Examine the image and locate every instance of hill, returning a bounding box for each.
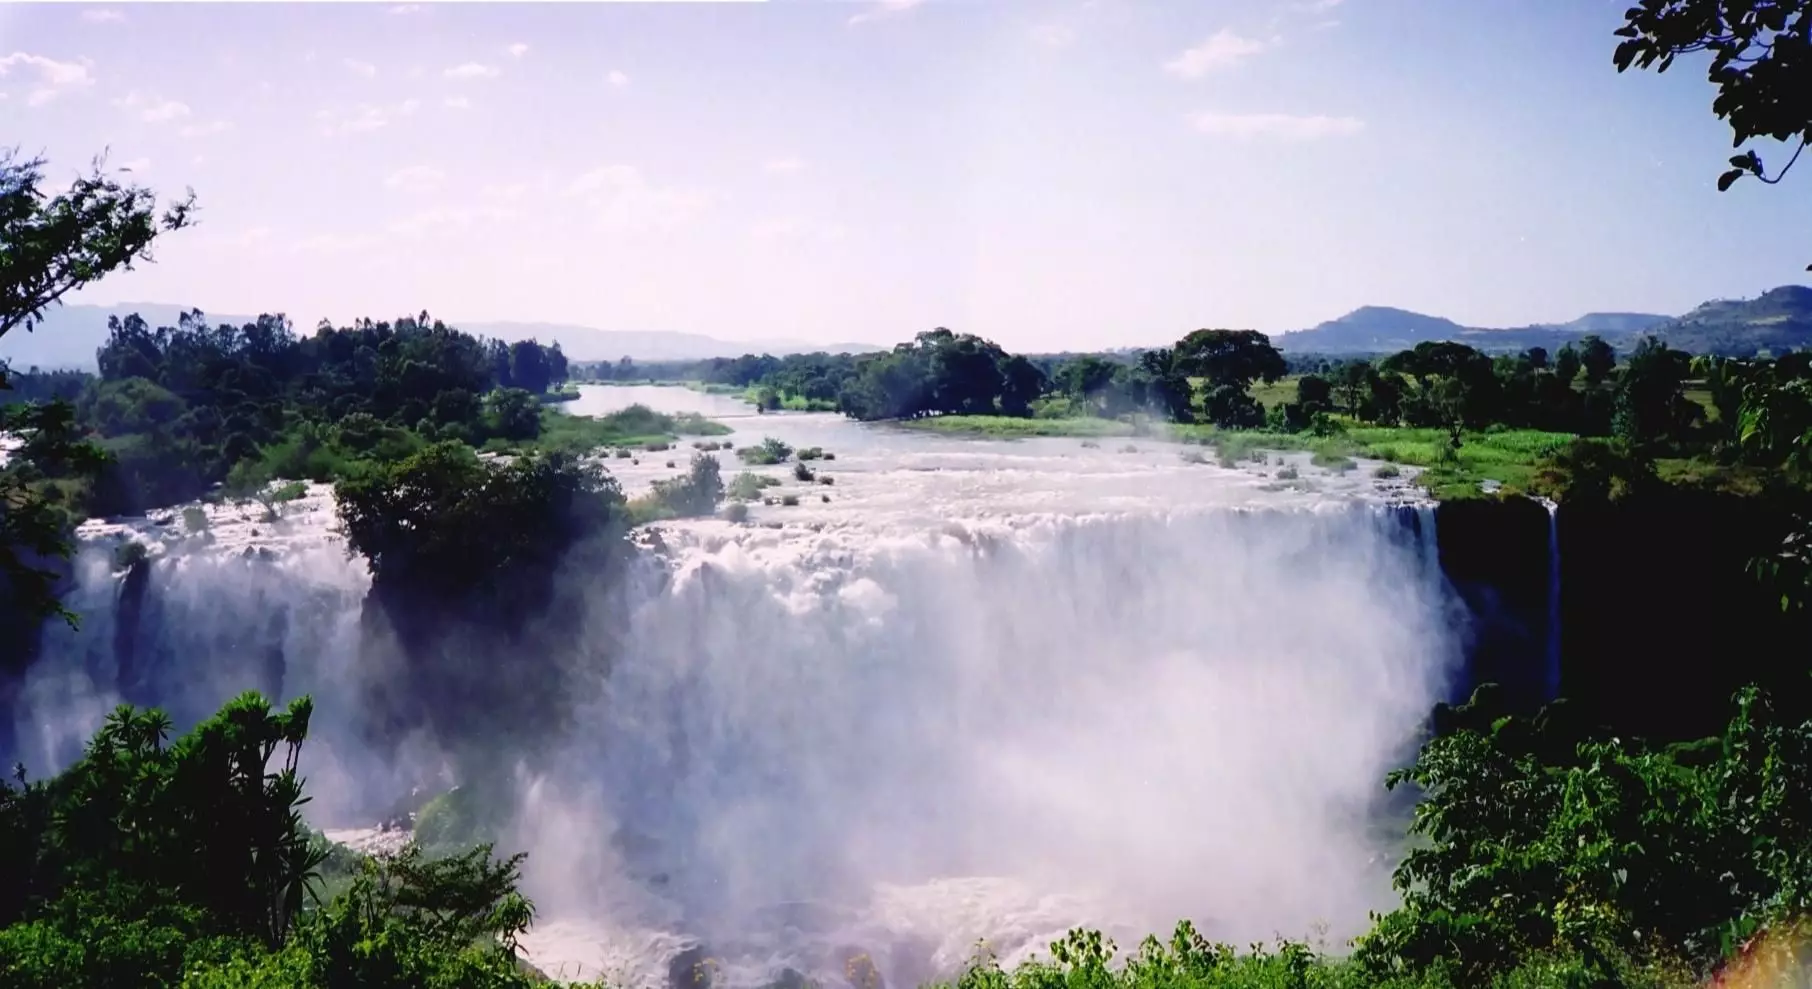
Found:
[1643,285,1812,356]
[0,304,883,371]
[1278,305,1674,355]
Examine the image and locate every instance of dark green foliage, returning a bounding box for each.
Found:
[836,328,1051,421]
[1614,338,1702,448]
[0,695,557,989]
[8,307,587,518]
[1613,0,1812,270]
[1356,686,1812,984]
[336,442,623,601]
[644,454,726,519]
[1,150,191,663]
[736,436,794,465]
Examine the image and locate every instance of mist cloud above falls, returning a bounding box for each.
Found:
[516,506,1463,985]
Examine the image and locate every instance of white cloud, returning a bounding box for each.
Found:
[482,181,533,202]
[179,119,232,137]
[384,164,446,195]
[0,52,95,106]
[116,157,150,173]
[607,69,630,88]
[443,96,472,110]
[1302,0,1343,10]
[1189,111,1364,140]
[848,0,923,27]
[1164,29,1269,78]
[1031,24,1076,49]
[565,165,713,234]
[293,232,380,255]
[344,58,378,78]
[764,157,806,175]
[113,90,191,123]
[81,9,125,23]
[317,98,419,136]
[752,217,847,243]
[444,62,500,80]
[389,4,422,13]
[387,205,519,238]
[506,42,529,58]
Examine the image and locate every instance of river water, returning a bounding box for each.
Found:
[12,385,1465,989]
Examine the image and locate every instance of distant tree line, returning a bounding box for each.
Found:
[4,311,571,516]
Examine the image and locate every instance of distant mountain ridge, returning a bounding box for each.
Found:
[0,303,884,371]
[1277,286,1812,357]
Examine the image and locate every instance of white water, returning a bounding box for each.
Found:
[1543,500,1563,701]
[11,385,1466,989]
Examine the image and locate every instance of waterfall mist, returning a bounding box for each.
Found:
[512,505,1463,986]
[7,472,1465,989]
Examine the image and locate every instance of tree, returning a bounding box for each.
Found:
[1579,335,1617,387]
[1,151,192,639]
[1614,0,1812,267]
[1295,373,1334,416]
[1554,342,1583,386]
[1171,329,1287,390]
[1614,336,1702,447]
[0,150,195,339]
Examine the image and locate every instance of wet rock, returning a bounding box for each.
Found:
[838,948,885,989]
[668,943,716,989]
[762,968,814,989]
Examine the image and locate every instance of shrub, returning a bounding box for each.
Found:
[113,539,150,571]
[723,502,749,523]
[736,436,794,465]
[780,494,799,507]
[728,471,781,501]
[644,454,725,519]
[793,461,815,482]
[1374,463,1403,479]
[181,506,209,534]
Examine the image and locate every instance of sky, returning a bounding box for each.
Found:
[2,0,1810,353]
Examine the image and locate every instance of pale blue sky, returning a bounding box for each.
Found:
[2,0,1808,351]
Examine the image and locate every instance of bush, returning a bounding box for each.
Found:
[1374,463,1403,479]
[736,436,793,465]
[793,461,815,482]
[181,506,209,534]
[643,454,725,520]
[780,494,800,507]
[723,501,749,523]
[728,471,781,501]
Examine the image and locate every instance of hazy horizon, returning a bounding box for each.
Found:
[5,0,1809,352]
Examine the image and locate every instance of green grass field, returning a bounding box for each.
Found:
[900,414,1577,499]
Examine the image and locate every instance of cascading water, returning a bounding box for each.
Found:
[1540,499,1562,701]
[6,411,1467,989]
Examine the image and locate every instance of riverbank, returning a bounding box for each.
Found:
[897,415,1576,500]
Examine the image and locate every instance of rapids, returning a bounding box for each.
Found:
[8,385,1467,989]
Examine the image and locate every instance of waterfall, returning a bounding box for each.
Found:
[11,480,1466,989]
[1541,499,1562,701]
